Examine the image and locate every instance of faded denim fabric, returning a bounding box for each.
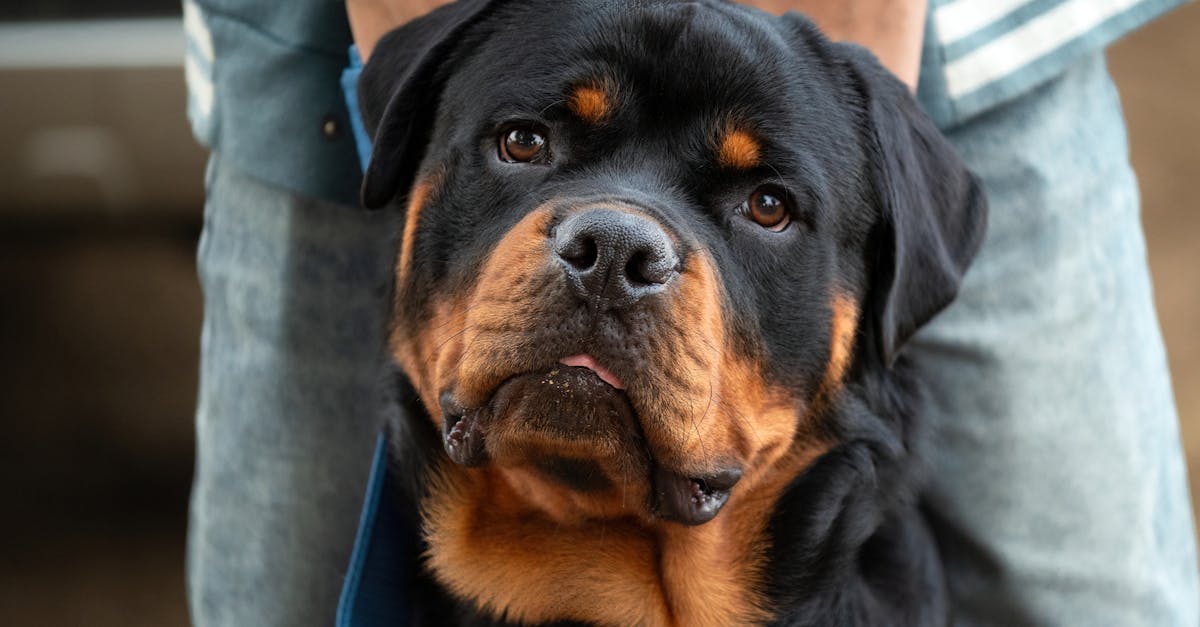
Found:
[187,159,397,627]
[918,53,1199,626]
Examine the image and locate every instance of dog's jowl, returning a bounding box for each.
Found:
[358,1,986,625]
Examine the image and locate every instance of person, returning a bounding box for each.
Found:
[183,0,1198,625]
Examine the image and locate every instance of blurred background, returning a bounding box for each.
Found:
[0,3,1197,625]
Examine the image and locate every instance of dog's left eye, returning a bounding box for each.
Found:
[739,187,791,232]
[499,126,549,164]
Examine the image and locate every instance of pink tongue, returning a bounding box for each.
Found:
[560,354,626,390]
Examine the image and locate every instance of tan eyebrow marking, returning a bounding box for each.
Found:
[568,83,612,124]
[717,126,762,170]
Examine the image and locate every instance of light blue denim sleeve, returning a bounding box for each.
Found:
[917,52,1199,626]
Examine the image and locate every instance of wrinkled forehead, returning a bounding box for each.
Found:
[451,1,822,134]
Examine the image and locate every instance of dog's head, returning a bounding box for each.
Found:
[361,1,983,619]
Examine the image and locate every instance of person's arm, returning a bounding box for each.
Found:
[346,0,455,60]
[346,0,927,90]
[744,0,927,90]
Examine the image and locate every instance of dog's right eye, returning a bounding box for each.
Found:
[737,186,792,232]
[499,126,549,164]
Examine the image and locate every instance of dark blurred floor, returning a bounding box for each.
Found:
[1,5,1198,626]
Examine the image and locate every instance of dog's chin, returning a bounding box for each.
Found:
[437,365,659,521]
[441,366,647,472]
[440,366,745,525]
[491,366,640,442]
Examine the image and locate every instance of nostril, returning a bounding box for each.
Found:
[559,235,599,272]
[626,250,678,287]
[625,251,651,286]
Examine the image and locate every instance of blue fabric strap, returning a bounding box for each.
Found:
[341,46,374,174]
[336,432,416,627]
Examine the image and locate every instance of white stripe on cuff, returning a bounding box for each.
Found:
[184,54,214,119]
[183,1,214,64]
[943,0,1141,99]
[935,0,1033,46]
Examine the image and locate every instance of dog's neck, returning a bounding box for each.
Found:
[419,438,828,627]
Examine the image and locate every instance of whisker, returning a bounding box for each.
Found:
[539,98,568,117]
[710,389,766,450]
[689,332,769,450]
[687,395,711,463]
[698,381,715,428]
[420,323,476,376]
[442,330,481,378]
[428,301,485,332]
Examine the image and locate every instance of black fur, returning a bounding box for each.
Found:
[360,1,986,624]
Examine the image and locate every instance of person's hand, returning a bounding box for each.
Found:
[742,0,928,91]
[346,0,455,61]
[346,1,927,90]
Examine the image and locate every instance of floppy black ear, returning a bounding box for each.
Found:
[358,0,499,209]
[837,43,988,367]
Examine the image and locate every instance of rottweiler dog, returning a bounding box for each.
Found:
[357,0,986,625]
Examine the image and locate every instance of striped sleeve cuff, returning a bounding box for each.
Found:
[918,0,1188,128]
[183,0,215,145]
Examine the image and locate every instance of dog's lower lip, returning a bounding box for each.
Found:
[444,405,484,463]
[653,466,743,525]
[689,478,727,503]
[559,354,625,390]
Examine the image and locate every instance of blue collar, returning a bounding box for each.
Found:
[336,433,418,627]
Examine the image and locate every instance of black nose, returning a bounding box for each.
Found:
[553,209,679,307]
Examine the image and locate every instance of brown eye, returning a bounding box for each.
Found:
[499,126,548,163]
[743,187,791,231]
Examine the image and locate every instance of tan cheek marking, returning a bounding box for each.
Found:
[818,292,860,399]
[396,170,445,285]
[392,206,557,423]
[655,508,773,625]
[388,297,469,421]
[568,84,611,124]
[456,208,557,407]
[718,127,761,170]
[641,253,798,474]
[635,252,726,470]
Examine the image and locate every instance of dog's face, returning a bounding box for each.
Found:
[361,0,984,623]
